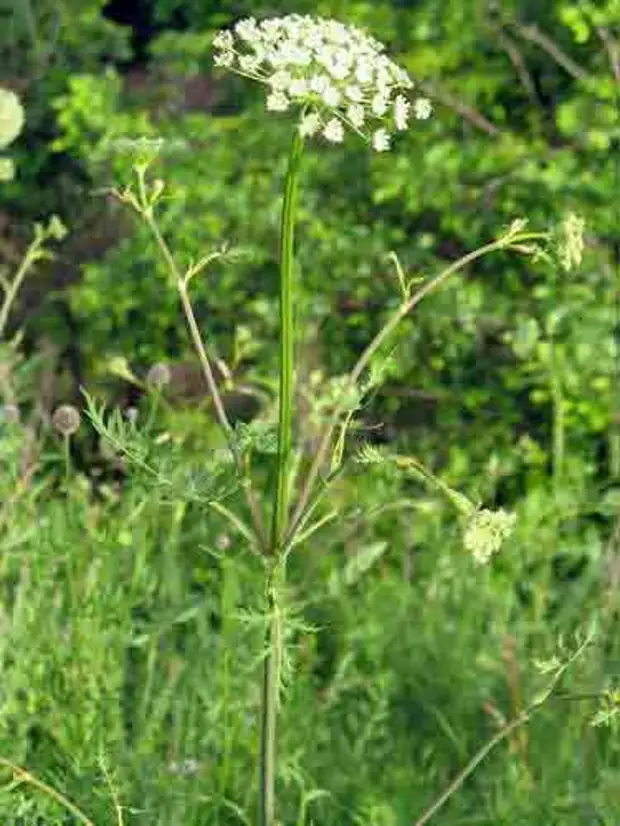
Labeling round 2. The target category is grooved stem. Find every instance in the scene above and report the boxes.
[260,128,304,826]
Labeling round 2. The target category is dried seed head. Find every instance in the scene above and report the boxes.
[146,362,172,389]
[52,404,81,437]
[212,15,432,151]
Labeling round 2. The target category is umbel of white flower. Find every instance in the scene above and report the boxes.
[462,508,517,565]
[0,88,25,182]
[212,15,432,151]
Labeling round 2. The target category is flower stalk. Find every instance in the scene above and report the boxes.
[260,126,304,826]
[271,127,304,549]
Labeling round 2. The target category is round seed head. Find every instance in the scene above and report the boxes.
[52,404,81,437]
[146,362,172,389]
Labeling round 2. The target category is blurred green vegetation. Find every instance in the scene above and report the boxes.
[1,0,619,823]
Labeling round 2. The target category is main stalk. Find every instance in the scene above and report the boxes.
[260,127,304,826]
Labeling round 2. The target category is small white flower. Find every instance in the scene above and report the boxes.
[235,18,258,41]
[414,97,432,119]
[326,21,348,45]
[355,60,374,84]
[322,84,341,107]
[283,43,311,66]
[299,111,321,137]
[371,92,389,117]
[323,117,344,143]
[213,30,234,50]
[239,54,261,74]
[306,29,325,50]
[372,128,390,152]
[309,74,329,95]
[269,70,292,91]
[289,78,309,98]
[266,91,290,112]
[394,94,410,131]
[376,64,393,89]
[345,84,363,102]
[325,52,351,80]
[213,49,234,68]
[347,103,365,129]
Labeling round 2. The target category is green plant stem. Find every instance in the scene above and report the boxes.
[142,212,267,550]
[63,434,71,486]
[260,564,283,826]
[413,633,593,825]
[413,705,540,826]
[549,338,565,489]
[0,240,41,340]
[260,128,304,826]
[288,229,546,542]
[271,128,304,549]
[0,757,94,826]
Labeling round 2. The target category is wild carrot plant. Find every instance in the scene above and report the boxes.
[99,15,565,825]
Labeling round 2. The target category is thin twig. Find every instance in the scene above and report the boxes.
[512,23,591,82]
[494,26,541,106]
[413,705,538,826]
[143,214,267,551]
[596,26,620,84]
[100,758,124,826]
[0,757,94,826]
[209,499,260,552]
[413,634,593,825]
[419,81,503,136]
[0,239,41,339]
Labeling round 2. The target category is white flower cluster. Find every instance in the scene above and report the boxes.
[0,88,25,182]
[212,15,431,150]
[559,211,585,272]
[462,508,516,565]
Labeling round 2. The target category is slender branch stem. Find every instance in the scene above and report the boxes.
[596,26,620,83]
[260,127,304,826]
[0,757,94,826]
[413,705,540,826]
[0,241,41,339]
[143,213,267,550]
[419,80,503,136]
[512,22,591,82]
[288,229,545,541]
[413,634,594,825]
